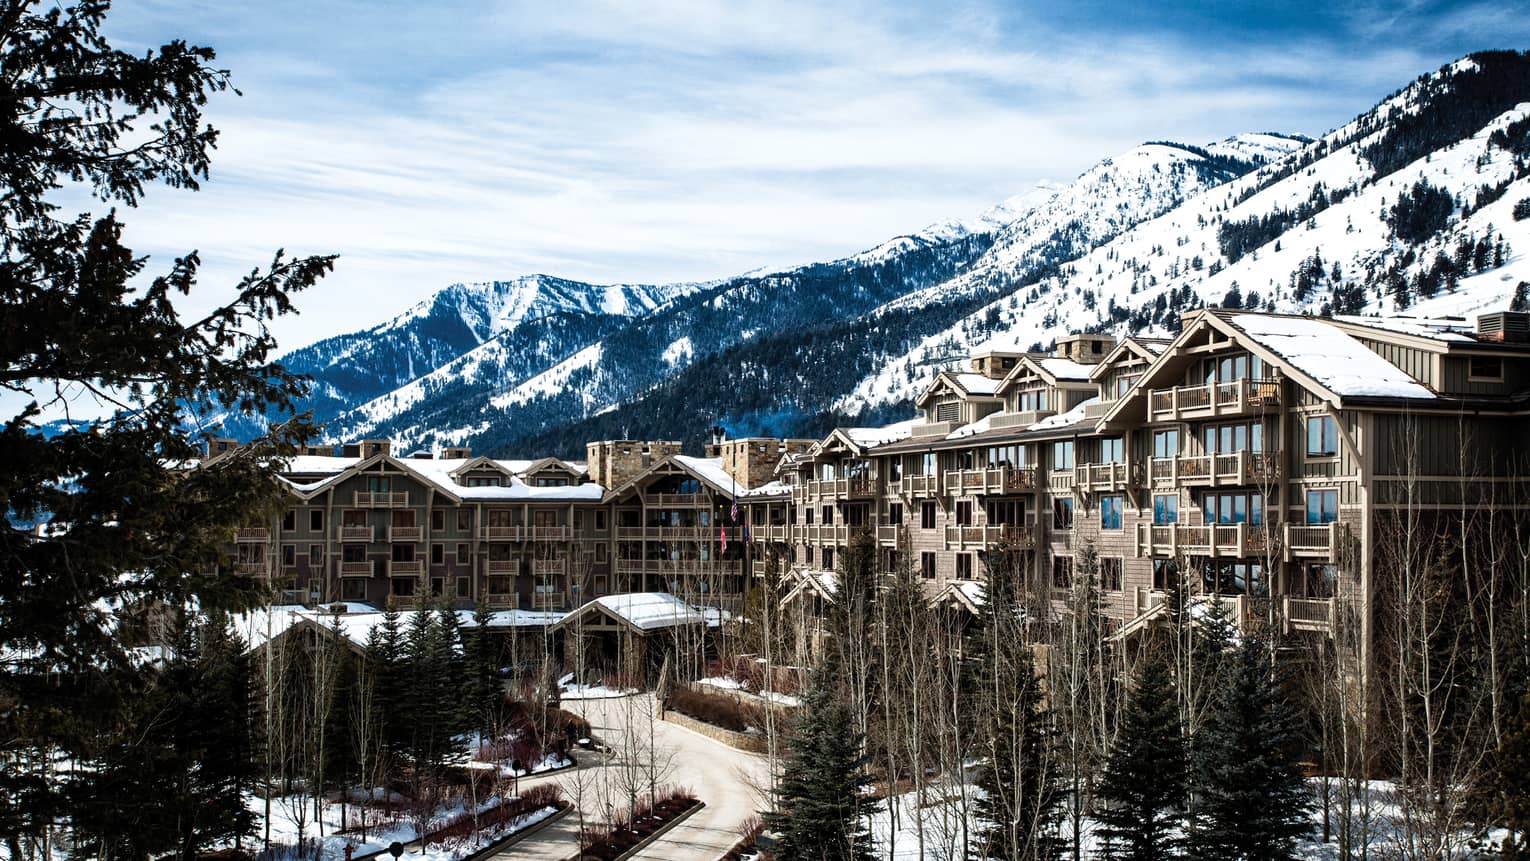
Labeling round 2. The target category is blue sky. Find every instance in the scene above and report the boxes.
[90,0,1529,349]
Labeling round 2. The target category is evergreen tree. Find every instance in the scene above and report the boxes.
[370,598,407,770]
[1095,647,1187,861]
[0,1,332,846]
[1497,690,1530,859]
[768,650,879,861]
[1188,638,1312,861]
[970,536,1062,861]
[465,598,504,740]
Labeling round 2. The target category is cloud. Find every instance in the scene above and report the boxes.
[85,0,1513,350]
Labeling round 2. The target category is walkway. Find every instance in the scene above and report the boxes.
[493,693,769,861]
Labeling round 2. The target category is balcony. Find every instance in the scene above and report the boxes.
[1047,469,1076,493]
[337,525,374,542]
[235,527,269,543]
[989,409,1055,430]
[1134,522,1274,558]
[531,590,567,611]
[354,490,409,507]
[1283,596,1336,634]
[1149,451,1278,487]
[1074,462,1133,494]
[1282,521,1344,563]
[532,559,566,577]
[645,493,709,508]
[529,525,571,542]
[943,465,1039,496]
[1147,377,1280,423]
[615,525,711,541]
[233,561,266,575]
[387,559,423,577]
[339,561,374,577]
[750,524,791,543]
[796,477,874,500]
[614,559,744,577]
[388,525,422,543]
[876,525,902,546]
[801,524,849,545]
[479,525,524,541]
[902,474,941,497]
[486,559,518,575]
[944,524,1037,551]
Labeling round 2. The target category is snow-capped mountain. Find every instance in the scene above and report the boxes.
[256,51,1530,459]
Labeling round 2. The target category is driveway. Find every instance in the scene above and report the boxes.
[494,693,769,861]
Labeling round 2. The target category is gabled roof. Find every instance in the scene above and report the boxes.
[447,455,516,480]
[808,420,918,459]
[552,592,711,634]
[995,354,1095,396]
[1088,337,1172,382]
[276,452,605,503]
[915,371,1003,408]
[932,580,985,614]
[780,568,838,608]
[601,454,740,503]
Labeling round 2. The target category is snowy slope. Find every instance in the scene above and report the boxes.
[837,54,1530,414]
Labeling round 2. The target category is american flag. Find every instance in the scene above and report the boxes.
[730,497,739,524]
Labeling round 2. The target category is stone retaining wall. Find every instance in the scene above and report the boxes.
[661,709,770,753]
[688,681,797,714]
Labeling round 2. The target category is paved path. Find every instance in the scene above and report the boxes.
[494,693,768,861]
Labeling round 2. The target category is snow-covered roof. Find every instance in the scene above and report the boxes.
[234,603,563,652]
[1035,357,1094,382]
[561,592,709,632]
[278,456,361,474]
[946,413,994,440]
[740,479,791,499]
[843,419,918,449]
[272,453,605,501]
[672,455,741,497]
[1227,314,1437,400]
[950,373,1001,395]
[1028,396,1100,432]
[1333,314,1478,343]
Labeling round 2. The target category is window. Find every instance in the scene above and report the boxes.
[1202,492,1264,525]
[1052,556,1074,590]
[342,509,368,528]
[1201,560,1265,596]
[985,498,1025,526]
[282,510,296,532]
[1053,497,1074,529]
[391,544,416,563]
[887,503,903,526]
[341,579,367,601]
[1204,352,1263,383]
[573,510,584,530]
[466,475,501,487]
[1018,389,1047,412]
[1306,489,1339,524]
[594,510,608,531]
[431,509,445,530]
[595,543,608,563]
[457,508,472,531]
[342,544,366,563]
[985,444,1026,468]
[1100,557,1123,591]
[430,577,445,597]
[1153,429,1180,459]
[309,544,324,565]
[456,543,470,561]
[367,475,391,493]
[431,543,445,564]
[391,509,415,528]
[822,505,834,525]
[805,547,814,565]
[1153,493,1179,525]
[1100,495,1124,530]
[1115,374,1140,398]
[920,552,936,580]
[1204,421,1263,453]
[1052,440,1075,470]
[920,452,937,476]
[887,458,903,481]
[921,502,936,530]
[1099,437,1125,464]
[456,578,471,598]
[1300,563,1337,598]
[956,553,973,580]
[955,500,973,526]
[1469,356,1503,380]
[822,548,833,570]
[1152,559,1177,590]
[392,577,416,597]
[805,508,815,525]
[309,509,324,532]
[281,544,296,567]
[1306,415,1338,457]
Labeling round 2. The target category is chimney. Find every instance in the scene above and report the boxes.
[718,437,816,490]
[586,440,681,490]
[1476,311,1530,343]
[203,437,239,460]
[441,446,472,459]
[1054,333,1116,365]
[358,439,391,459]
[969,349,1023,380]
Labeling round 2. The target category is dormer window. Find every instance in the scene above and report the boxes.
[1115,374,1141,398]
[1017,389,1047,412]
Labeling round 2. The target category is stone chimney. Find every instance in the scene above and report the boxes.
[353,439,392,459]
[969,348,1024,380]
[718,438,815,489]
[202,438,240,460]
[441,446,473,459]
[586,440,682,490]
[1054,333,1116,365]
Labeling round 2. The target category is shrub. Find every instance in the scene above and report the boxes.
[666,687,766,732]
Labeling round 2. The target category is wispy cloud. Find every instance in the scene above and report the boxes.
[81,0,1522,349]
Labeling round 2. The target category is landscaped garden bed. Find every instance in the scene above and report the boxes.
[665,686,769,734]
[575,787,701,860]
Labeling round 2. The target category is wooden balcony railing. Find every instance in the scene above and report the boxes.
[801,524,849,545]
[387,559,423,577]
[479,525,524,541]
[338,561,373,577]
[1282,521,1344,563]
[1074,461,1133,493]
[354,490,409,507]
[613,559,744,576]
[234,527,270,543]
[1147,377,1279,422]
[875,525,901,546]
[485,559,518,574]
[530,525,571,542]
[1283,597,1336,634]
[614,525,710,541]
[944,524,1037,550]
[902,474,941,497]
[532,559,566,577]
[749,524,791,543]
[645,493,710,508]
[942,465,1039,496]
[1149,451,1278,487]
[531,591,567,611]
[1135,522,1273,558]
[337,525,374,542]
[233,561,266,575]
[388,526,422,543]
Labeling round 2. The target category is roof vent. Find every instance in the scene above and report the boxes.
[1476,311,1530,343]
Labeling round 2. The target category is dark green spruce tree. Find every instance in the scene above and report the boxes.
[465,598,504,740]
[0,1,332,851]
[1094,646,1187,861]
[969,536,1061,861]
[768,649,880,861]
[1188,637,1312,861]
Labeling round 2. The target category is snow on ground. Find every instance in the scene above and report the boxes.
[698,675,802,707]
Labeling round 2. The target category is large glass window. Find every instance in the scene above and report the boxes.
[1100,557,1123,591]
[1306,489,1339,524]
[1204,352,1264,384]
[1100,495,1124,530]
[1153,493,1179,525]
[1018,389,1047,411]
[1099,437,1125,463]
[1202,492,1264,525]
[1153,429,1180,459]
[1052,556,1074,590]
[1052,440,1075,470]
[1201,559,1266,596]
[1203,421,1264,453]
[1306,415,1338,457]
[1053,497,1074,529]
